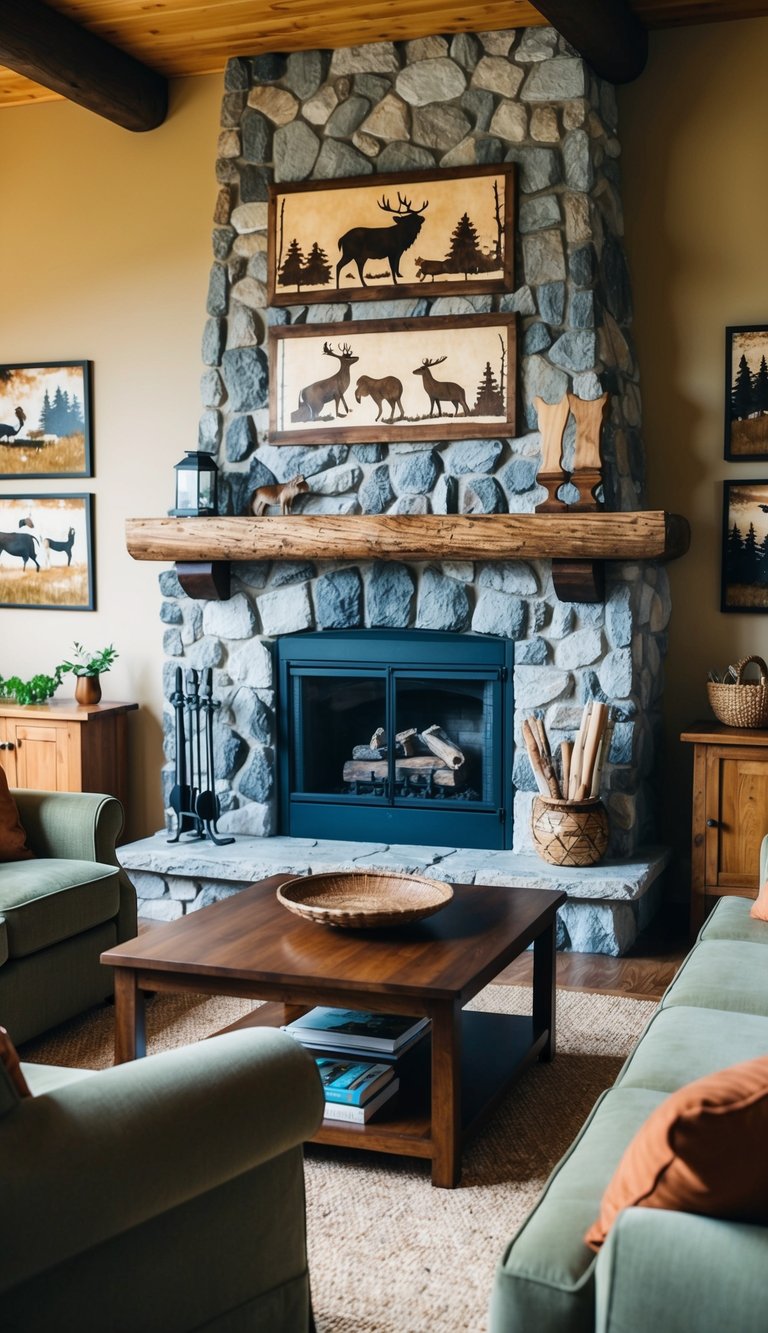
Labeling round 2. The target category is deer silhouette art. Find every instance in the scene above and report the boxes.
[294,342,359,422]
[0,407,26,442]
[412,356,469,417]
[337,194,427,288]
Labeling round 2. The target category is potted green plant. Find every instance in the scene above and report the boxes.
[0,665,67,706]
[62,643,119,706]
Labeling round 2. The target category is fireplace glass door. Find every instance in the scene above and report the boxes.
[278,631,514,849]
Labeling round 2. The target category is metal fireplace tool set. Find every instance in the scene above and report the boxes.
[168,666,234,845]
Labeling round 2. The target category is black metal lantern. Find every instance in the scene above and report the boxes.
[170,451,218,517]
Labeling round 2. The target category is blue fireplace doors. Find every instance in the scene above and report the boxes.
[276,631,514,849]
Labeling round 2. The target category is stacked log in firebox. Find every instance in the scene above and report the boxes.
[342,724,468,797]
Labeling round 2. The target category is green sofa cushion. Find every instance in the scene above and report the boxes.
[617,1004,768,1093]
[22,1064,95,1096]
[0,860,120,959]
[700,896,768,945]
[663,939,768,1017]
[489,1086,666,1333]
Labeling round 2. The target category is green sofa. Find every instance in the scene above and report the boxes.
[490,878,768,1333]
[0,789,137,1043]
[1,1026,324,1333]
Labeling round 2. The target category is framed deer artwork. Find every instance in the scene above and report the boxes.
[268,314,517,445]
[267,165,515,307]
[0,361,93,479]
[0,493,95,610]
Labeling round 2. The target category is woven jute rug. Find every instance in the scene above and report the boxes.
[21,986,657,1333]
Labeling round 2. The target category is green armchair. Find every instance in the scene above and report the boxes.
[0,789,137,1043]
[1,1026,324,1332]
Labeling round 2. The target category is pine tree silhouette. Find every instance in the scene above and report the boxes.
[731,353,755,420]
[754,356,768,417]
[302,241,332,288]
[445,213,485,279]
[278,238,306,290]
[472,361,504,415]
[38,389,52,433]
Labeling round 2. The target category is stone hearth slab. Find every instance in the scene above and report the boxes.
[118,834,670,956]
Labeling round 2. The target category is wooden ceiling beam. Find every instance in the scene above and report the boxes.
[530,0,649,82]
[0,0,167,131]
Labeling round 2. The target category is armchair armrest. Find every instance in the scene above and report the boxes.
[0,1027,323,1293]
[595,1207,768,1333]
[12,790,136,940]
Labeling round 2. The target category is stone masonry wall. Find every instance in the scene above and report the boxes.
[158,28,672,858]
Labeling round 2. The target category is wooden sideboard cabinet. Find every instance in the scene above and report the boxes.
[0,700,137,814]
[681,722,768,935]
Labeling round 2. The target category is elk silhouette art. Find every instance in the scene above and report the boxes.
[292,342,359,422]
[0,407,26,442]
[337,194,427,288]
[354,374,405,422]
[413,356,469,416]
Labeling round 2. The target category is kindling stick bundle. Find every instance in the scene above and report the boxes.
[522,702,612,802]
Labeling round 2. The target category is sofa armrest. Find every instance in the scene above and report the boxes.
[0,1027,323,1293]
[12,789,137,940]
[595,1207,768,1333]
[760,833,768,887]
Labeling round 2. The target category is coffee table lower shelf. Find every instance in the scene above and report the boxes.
[224,1003,547,1167]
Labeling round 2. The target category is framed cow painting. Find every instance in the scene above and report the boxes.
[266,165,515,307]
[0,362,93,479]
[0,494,95,610]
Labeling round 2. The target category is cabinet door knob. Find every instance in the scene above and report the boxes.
[0,742,5,750]
[706,818,719,828]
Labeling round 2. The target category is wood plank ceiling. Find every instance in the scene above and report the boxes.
[2,0,768,119]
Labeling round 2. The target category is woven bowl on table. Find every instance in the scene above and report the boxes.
[707,655,768,729]
[531,796,609,868]
[276,870,453,929]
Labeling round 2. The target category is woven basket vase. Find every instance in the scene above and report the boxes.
[707,655,768,729]
[531,796,609,868]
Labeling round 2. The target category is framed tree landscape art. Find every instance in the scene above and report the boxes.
[0,362,92,479]
[0,494,95,610]
[267,165,515,306]
[268,314,517,446]
[721,480,768,612]
[725,326,768,460]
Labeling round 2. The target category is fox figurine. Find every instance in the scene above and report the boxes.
[250,473,309,517]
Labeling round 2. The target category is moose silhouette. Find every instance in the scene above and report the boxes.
[292,342,359,422]
[337,194,428,288]
[354,374,405,423]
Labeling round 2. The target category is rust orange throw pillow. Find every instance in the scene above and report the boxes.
[0,765,33,862]
[750,882,768,921]
[585,1057,768,1251]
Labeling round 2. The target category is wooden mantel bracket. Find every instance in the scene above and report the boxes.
[126,511,690,605]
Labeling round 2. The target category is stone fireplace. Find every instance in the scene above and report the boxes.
[119,26,674,954]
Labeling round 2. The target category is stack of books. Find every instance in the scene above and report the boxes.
[282,1007,431,1122]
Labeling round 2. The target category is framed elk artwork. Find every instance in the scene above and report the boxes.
[267,165,515,306]
[724,325,768,461]
[268,314,517,446]
[0,361,92,479]
[0,493,95,610]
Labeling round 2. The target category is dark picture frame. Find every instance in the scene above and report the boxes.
[267,165,515,307]
[721,479,768,612]
[724,325,768,461]
[268,313,517,446]
[0,493,95,610]
[0,361,93,479]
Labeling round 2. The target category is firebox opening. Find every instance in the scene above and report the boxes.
[277,630,514,849]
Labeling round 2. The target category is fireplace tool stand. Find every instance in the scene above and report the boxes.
[168,666,234,845]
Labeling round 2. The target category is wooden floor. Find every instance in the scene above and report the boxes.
[498,902,689,1002]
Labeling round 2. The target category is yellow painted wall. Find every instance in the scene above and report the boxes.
[619,17,768,868]
[0,75,223,838]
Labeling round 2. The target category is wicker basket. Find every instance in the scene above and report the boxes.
[531,796,609,868]
[707,655,768,729]
[276,870,453,928]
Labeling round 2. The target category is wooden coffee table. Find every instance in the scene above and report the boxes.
[102,876,565,1188]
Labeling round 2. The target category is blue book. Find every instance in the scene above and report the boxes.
[315,1057,394,1106]
[283,1007,429,1053]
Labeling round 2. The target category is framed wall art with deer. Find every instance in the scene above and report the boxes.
[268,314,517,446]
[267,165,515,307]
[0,362,92,480]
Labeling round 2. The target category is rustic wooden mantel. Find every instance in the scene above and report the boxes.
[126,511,690,604]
